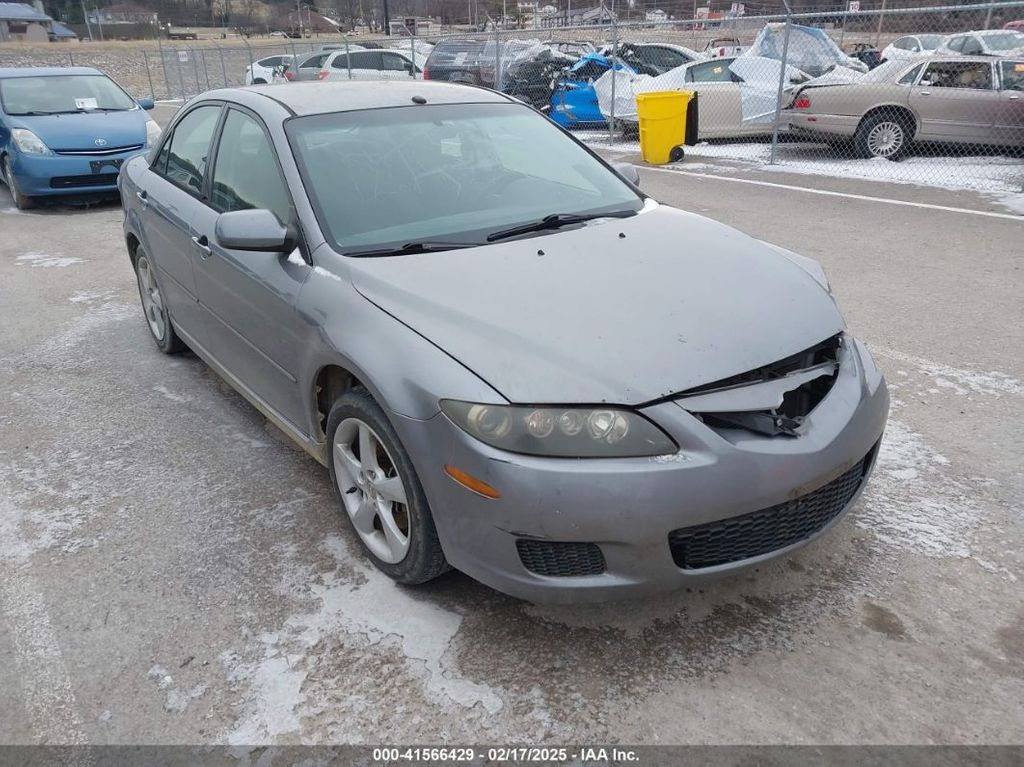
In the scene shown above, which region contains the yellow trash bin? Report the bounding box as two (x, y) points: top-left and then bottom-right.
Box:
(636, 90), (696, 165)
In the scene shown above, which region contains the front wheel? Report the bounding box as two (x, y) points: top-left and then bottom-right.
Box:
(3, 156), (35, 210)
(327, 388), (448, 584)
(855, 112), (912, 160)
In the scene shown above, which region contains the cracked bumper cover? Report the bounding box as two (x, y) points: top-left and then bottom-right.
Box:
(392, 338), (889, 603)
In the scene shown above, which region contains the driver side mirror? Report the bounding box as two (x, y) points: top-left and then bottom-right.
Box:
(613, 162), (641, 188)
(215, 209), (291, 252)
(137, 97), (155, 110)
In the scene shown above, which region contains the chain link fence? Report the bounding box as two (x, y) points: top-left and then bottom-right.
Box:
(2, 1), (1021, 196)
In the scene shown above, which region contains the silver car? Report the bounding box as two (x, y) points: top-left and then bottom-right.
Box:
(119, 81), (888, 603)
(787, 56), (1024, 159)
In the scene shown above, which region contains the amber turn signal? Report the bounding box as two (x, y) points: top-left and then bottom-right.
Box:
(444, 465), (501, 499)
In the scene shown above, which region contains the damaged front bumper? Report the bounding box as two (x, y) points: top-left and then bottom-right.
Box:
(393, 336), (888, 603)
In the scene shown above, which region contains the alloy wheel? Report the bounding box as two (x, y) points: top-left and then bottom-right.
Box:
(136, 255), (166, 341)
(866, 121), (904, 158)
(333, 417), (411, 564)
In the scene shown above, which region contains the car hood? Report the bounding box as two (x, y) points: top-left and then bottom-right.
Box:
(348, 205), (844, 405)
(6, 109), (148, 151)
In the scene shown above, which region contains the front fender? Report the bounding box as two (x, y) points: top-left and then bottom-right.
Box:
(295, 246), (505, 433)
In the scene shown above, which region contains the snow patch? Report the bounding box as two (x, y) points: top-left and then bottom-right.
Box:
(873, 347), (1023, 398)
(222, 534), (503, 744)
(580, 132), (1024, 196)
(313, 266), (342, 282)
(69, 290), (115, 304)
(153, 384), (191, 404)
(857, 419), (981, 560)
(147, 664), (207, 713)
(16, 253), (85, 268)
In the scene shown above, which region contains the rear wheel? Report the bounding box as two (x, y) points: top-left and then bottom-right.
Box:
(327, 388), (448, 584)
(855, 112), (912, 160)
(253, 78), (267, 84)
(3, 156), (35, 210)
(133, 248), (186, 354)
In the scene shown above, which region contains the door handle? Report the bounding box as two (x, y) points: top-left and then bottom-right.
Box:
(136, 189), (148, 206)
(191, 235), (212, 258)
(1010, 94), (1021, 100)
(919, 90), (930, 96)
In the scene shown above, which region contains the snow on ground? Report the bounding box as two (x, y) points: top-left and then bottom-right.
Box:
(579, 131), (1024, 202)
(16, 253), (84, 268)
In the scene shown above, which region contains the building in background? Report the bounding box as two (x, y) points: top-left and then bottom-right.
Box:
(540, 4), (616, 28)
(87, 3), (158, 25)
(0, 1), (55, 42)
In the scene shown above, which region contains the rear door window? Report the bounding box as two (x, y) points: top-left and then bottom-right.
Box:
(921, 61), (993, 90)
(685, 60), (736, 82)
(349, 51), (382, 70)
(153, 105), (221, 196)
(897, 63), (924, 85)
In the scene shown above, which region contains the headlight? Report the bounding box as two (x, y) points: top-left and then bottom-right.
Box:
(440, 400), (678, 458)
(11, 128), (51, 156)
(145, 119), (162, 146)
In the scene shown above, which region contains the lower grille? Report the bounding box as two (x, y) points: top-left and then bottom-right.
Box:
(668, 448), (874, 569)
(50, 173), (119, 189)
(517, 539), (606, 578)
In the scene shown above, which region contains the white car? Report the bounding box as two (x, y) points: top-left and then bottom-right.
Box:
(938, 29), (1024, 57)
(244, 54), (294, 85)
(596, 56), (812, 139)
(880, 34), (945, 61)
(320, 48), (427, 81)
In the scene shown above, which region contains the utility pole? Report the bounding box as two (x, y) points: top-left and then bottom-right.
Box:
(297, 0), (303, 37)
(383, 0), (390, 34)
(81, 0), (93, 40)
(874, 0), (886, 47)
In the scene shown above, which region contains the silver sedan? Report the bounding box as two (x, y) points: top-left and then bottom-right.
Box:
(118, 81), (888, 603)
(787, 55), (1024, 159)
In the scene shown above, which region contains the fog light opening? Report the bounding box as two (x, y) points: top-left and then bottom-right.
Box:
(444, 465), (501, 499)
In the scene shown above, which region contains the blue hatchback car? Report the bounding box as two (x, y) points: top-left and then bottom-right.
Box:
(0, 67), (159, 209)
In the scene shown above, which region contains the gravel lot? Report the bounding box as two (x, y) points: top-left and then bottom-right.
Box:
(1, 151), (1022, 746)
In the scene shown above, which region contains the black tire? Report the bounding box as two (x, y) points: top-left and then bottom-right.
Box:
(253, 78), (267, 84)
(3, 155), (35, 210)
(132, 247), (186, 354)
(854, 111), (913, 160)
(327, 388), (449, 585)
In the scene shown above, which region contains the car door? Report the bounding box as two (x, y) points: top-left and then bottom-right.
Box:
(135, 103), (223, 346)
(685, 60), (746, 138)
(910, 60), (999, 141)
(189, 106), (310, 430)
(995, 59), (1024, 145)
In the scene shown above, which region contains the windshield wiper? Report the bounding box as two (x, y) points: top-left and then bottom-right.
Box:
(344, 241), (483, 258)
(486, 210), (637, 242)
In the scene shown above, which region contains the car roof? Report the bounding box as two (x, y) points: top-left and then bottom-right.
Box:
(0, 66), (103, 78)
(211, 80), (514, 116)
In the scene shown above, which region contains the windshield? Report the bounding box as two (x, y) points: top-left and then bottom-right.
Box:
(983, 32), (1024, 50)
(919, 35), (943, 50)
(0, 74), (137, 115)
(287, 102), (643, 254)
